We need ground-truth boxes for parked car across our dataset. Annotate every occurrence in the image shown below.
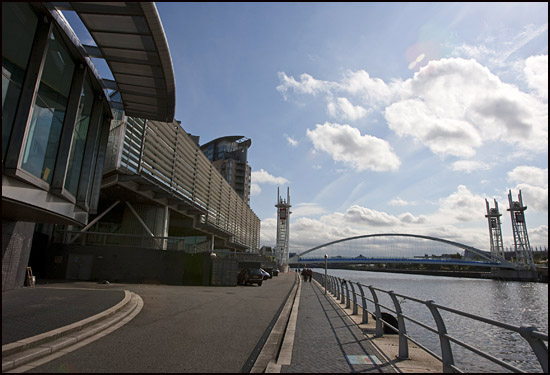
[260,268,271,280]
[272,269,279,276]
[237,268,263,286]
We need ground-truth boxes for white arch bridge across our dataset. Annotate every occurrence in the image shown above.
[289,233,517,269]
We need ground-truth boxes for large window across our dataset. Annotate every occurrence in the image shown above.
[2,3,38,161]
[21,28,75,183]
[65,76,94,195]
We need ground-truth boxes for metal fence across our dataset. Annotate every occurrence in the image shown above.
[313,272,548,373]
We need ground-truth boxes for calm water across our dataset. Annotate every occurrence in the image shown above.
[312,268,548,373]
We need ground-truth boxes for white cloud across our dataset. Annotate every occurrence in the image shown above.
[284,134,298,147]
[306,122,401,172]
[251,169,289,196]
[511,184,548,213]
[437,185,487,222]
[252,169,289,185]
[451,160,491,173]
[344,205,400,226]
[327,97,369,122]
[385,58,548,157]
[279,57,548,160]
[524,55,548,101]
[507,166,548,187]
[276,72,333,100]
[388,197,416,206]
[505,166,548,212]
[250,183,262,196]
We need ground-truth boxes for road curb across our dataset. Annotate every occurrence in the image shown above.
[2,290,142,373]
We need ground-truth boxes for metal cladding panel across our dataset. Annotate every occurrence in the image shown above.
[71,2,175,122]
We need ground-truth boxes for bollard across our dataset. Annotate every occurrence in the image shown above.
[388,291,409,359]
[357,283,368,324]
[368,285,384,337]
[425,300,455,373]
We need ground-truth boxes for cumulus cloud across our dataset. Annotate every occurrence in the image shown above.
[306,122,401,172]
[385,58,548,156]
[524,55,548,101]
[507,166,548,187]
[251,169,289,196]
[506,166,548,212]
[438,185,486,222]
[327,97,369,121]
[279,57,548,160]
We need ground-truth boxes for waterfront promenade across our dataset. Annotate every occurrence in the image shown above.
[2,271,438,373]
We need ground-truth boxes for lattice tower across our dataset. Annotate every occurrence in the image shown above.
[275,187,291,267]
[485,199,505,259]
[507,190,535,270]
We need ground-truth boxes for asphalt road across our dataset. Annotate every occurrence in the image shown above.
[27,272,296,373]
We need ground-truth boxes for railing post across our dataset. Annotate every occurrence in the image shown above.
[345,280,351,308]
[367,285,384,337]
[340,279,346,304]
[335,278,341,300]
[357,283,368,324]
[349,282,358,315]
[425,300,455,373]
[388,291,409,359]
[518,325,548,373]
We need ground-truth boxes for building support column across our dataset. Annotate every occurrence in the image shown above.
[2,220,36,291]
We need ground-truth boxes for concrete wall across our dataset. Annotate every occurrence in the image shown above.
[44,244,212,286]
[2,220,36,291]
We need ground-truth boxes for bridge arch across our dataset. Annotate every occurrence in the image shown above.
[291,233,513,267]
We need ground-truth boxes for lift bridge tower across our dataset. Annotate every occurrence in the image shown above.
[275,187,291,271]
[485,198,505,260]
[507,190,536,271]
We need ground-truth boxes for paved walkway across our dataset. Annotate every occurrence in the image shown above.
[280,279,397,373]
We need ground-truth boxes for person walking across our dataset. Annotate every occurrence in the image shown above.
[301,268,308,282]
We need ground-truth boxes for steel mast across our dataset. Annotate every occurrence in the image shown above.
[275,187,291,270]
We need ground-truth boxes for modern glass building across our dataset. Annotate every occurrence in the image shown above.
[3,2,260,288]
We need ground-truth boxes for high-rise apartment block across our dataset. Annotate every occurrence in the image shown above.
[200,136,252,204]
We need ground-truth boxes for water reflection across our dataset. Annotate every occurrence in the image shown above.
[314,268,548,373]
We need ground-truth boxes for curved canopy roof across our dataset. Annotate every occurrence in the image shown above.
[69,2,176,122]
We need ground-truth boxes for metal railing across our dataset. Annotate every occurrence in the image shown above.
[314,272,548,373]
[55,230,213,253]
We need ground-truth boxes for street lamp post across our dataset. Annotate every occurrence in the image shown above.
[324,254,328,295]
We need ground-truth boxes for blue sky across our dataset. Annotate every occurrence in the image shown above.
[65,3,548,253]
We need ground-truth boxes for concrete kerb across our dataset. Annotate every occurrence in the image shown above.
[251,273,300,373]
[2,290,143,373]
[318,279,441,373]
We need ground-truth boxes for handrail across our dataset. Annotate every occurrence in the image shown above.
[313,272,548,373]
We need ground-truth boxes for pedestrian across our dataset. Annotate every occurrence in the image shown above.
[301,268,308,282]
[307,268,312,282]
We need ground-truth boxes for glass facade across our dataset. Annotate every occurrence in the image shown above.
[2,3,38,161]
[65,76,94,195]
[21,28,75,183]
